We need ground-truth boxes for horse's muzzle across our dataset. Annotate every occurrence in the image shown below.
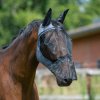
[57,78,72,86]
[48,55,77,86]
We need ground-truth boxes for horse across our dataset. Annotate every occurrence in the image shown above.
[0,8,77,100]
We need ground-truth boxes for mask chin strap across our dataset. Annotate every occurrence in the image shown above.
[36,44,52,67]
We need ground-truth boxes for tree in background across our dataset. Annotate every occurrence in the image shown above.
[0,0,100,46]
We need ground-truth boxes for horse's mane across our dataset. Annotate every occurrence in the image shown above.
[1,20,41,49]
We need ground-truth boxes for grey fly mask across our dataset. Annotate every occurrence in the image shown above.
[36,8,77,86]
[36,23,77,79]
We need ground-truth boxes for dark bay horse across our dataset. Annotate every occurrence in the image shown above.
[0,8,77,100]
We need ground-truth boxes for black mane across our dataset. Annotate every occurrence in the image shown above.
[1,20,41,49]
[1,27,25,49]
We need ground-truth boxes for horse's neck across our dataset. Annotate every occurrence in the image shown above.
[0,27,39,100]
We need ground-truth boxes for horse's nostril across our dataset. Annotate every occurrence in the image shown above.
[64,79,72,83]
[64,79,68,82]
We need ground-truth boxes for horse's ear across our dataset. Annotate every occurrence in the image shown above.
[42,8,52,27]
[57,9,69,24]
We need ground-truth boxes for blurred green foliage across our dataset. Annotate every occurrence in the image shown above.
[0,0,100,46]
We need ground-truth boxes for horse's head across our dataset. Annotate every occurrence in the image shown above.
[36,8,77,86]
